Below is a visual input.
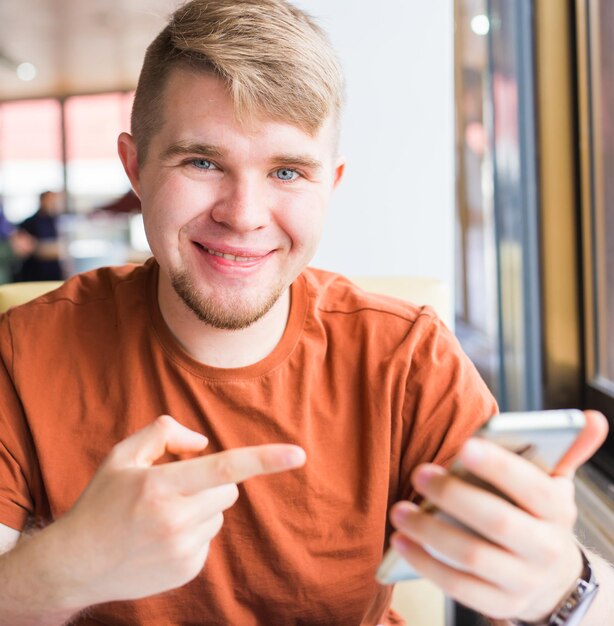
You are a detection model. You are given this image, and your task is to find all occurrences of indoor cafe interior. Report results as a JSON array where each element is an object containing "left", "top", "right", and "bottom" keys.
[{"left": 0, "top": 1, "right": 612, "bottom": 625}]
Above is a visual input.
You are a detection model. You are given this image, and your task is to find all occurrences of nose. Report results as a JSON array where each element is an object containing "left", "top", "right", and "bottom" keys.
[{"left": 210, "top": 176, "right": 271, "bottom": 233}]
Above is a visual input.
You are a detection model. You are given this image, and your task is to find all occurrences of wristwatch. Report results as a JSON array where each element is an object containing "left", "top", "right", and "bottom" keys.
[{"left": 512, "top": 549, "right": 599, "bottom": 626}]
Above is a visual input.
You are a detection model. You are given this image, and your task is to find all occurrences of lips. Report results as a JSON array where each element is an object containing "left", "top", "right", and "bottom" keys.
[{"left": 193, "top": 242, "right": 272, "bottom": 264}]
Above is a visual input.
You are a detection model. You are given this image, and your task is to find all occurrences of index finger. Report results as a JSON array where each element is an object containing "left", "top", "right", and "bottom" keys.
[
  {"left": 154, "top": 443, "right": 306, "bottom": 495},
  {"left": 456, "top": 438, "right": 565, "bottom": 520}
]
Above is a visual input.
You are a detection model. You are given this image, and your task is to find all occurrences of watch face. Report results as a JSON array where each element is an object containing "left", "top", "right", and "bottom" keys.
[
  {"left": 553, "top": 586, "right": 599, "bottom": 626},
  {"left": 551, "top": 572, "right": 599, "bottom": 626}
]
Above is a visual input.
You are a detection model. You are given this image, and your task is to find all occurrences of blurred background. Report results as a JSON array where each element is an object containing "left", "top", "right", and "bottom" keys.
[{"left": 0, "top": 0, "right": 174, "bottom": 281}]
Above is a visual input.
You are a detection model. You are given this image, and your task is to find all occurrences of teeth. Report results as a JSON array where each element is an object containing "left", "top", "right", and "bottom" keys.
[{"left": 204, "top": 247, "right": 259, "bottom": 262}]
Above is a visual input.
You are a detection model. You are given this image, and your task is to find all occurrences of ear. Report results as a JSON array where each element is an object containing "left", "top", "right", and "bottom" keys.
[
  {"left": 117, "top": 132, "right": 142, "bottom": 198},
  {"left": 332, "top": 156, "right": 346, "bottom": 190}
]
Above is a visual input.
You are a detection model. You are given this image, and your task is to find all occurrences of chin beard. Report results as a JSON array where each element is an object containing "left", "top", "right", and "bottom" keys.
[{"left": 170, "top": 269, "right": 285, "bottom": 330}]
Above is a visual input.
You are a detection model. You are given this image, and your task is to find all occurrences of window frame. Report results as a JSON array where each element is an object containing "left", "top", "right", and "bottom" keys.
[{"left": 575, "top": 0, "right": 614, "bottom": 477}]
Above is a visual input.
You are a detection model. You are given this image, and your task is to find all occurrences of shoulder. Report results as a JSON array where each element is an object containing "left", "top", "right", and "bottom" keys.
[
  {"left": 11, "top": 261, "right": 149, "bottom": 307},
  {"left": 1, "top": 261, "right": 154, "bottom": 339},
  {"left": 18, "top": 214, "right": 37, "bottom": 232},
  {"left": 298, "top": 267, "right": 495, "bottom": 416},
  {"left": 297, "top": 267, "right": 455, "bottom": 369}
]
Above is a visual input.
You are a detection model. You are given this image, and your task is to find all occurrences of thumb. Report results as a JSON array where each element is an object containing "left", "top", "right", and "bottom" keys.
[
  {"left": 553, "top": 410, "right": 609, "bottom": 478},
  {"left": 110, "top": 415, "right": 209, "bottom": 468}
]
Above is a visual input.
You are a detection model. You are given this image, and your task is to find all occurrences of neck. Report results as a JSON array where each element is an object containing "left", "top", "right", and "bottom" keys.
[{"left": 157, "top": 277, "right": 291, "bottom": 368}]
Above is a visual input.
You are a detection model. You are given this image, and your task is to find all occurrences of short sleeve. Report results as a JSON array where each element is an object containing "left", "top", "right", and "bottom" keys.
[
  {"left": 0, "top": 313, "right": 37, "bottom": 530},
  {"left": 398, "top": 310, "right": 498, "bottom": 502}
]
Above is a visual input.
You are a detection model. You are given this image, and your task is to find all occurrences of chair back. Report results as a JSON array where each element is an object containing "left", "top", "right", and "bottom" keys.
[
  {"left": 350, "top": 275, "right": 450, "bottom": 326},
  {"left": 0, "top": 281, "right": 63, "bottom": 313}
]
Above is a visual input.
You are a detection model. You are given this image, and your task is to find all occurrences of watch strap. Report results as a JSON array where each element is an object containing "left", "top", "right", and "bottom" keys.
[{"left": 511, "top": 548, "right": 599, "bottom": 626}]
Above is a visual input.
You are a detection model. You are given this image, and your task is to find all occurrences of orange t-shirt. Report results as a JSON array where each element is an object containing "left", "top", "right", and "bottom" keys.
[{"left": 0, "top": 260, "right": 496, "bottom": 625}]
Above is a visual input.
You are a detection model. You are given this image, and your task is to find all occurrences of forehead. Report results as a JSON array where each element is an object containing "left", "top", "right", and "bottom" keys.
[{"left": 153, "top": 68, "right": 337, "bottom": 157}]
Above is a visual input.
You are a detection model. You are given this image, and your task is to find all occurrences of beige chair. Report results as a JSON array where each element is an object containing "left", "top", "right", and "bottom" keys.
[
  {"left": 0, "top": 277, "right": 450, "bottom": 323},
  {"left": 351, "top": 275, "right": 451, "bottom": 327},
  {"left": 0, "top": 275, "right": 448, "bottom": 625},
  {"left": 0, "top": 281, "right": 63, "bottom": 313},
  {"left": 351, "top": 275, "right": 448, "bottom": 626}
]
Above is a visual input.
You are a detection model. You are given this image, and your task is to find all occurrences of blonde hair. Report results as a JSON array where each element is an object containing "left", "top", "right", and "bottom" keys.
[{"left": 131, "top": 0, "right": 345, "bottom": 164}]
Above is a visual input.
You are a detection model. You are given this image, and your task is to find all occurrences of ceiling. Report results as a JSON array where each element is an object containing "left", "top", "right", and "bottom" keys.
[{"left": 0, "top": 0, "right": 181, "bottom": 101}]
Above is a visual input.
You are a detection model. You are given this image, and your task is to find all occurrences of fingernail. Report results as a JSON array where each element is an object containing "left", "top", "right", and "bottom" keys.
[
  {"left": 462, "top": 438, "right": 486, "bottom": 463},
  {"left": 392, "top": 502, "right": 418, "bottom": 525},
  {"left": 415, "top": 465, "right": 444, "bottom": 489},
  {"left": 390, "top": 533, "right": 412, "bottom": 552},
  {"left": 286, "top": 446, "right": 306, "bottom": 467},
  {"left": 193, "top": 434, "right": 208, "bottom": 448}
]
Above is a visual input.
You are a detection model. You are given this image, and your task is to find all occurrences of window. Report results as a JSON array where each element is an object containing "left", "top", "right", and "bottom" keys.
[
  {"left": 0, "top": 99, "right": 63, "bottom": 223},
  {"left": 455, "top": 0, "right": 542, "bottom": 411},
  {"left": 577, "top": 0, "right": 614, "bottom": 478},
  {"left": 64, "top": 92, "right": 134, "bottom": 212},
  {"left": 0, "top": 92, "right": 134, "bottom": 219}
]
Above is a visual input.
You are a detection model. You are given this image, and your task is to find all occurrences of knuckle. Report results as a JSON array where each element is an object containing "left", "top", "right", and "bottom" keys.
[
  {"left": 489, "top": 510, "right": 513, "bottom": 537},
  {"left": 106, "top": 442, "right": 127, "bottom": 467},
  {"left": 223, "top": 483, "right": 240, "bottom": 506},
  {"left": 525, "top": 488, "right": 549, "bottom": 512},
  {"left": 160, "top": 514, "right": 184, "bottom": 538},
  {"left": 167, "top": 534, "right": 193, "bottom": 562},
  {"left": 138, "top": 471, "right": 166, "bottom": 503},
  {"left": 561, "top": 501, "right": 578, "bottom": 527},
  {"left": 429, "top": 476, "right": 454, "bottom": 505},
  {"left": 211, "top": 457, "right": 236, "bottom": 484},
  {"left": 402, "top": 512, "right": 424, "bottom": 537},
  {"left": 154, "top": 414, "right": 175, "bottom": 434},
  {"left": 540, "top": 534, "right": 562, "bottom": 565},
  {"left": 208, "top": 512, "right": 225, "bottom": 538},
  {"left": 462, "top": 545, "right": 485, "bottom": 571}
]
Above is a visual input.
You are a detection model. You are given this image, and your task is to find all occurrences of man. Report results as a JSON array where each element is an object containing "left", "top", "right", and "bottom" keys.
[
  {"left": 0, "top": 1, "right": 611, "bottom": 624},
  {"left": 12, "top": 190, "right": 65, "bottom": 281}
]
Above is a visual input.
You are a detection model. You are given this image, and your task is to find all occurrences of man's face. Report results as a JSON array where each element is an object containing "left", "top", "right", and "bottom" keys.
[
  {"left": 40, "top": 192, "right": 64, "bottom": 216},
  {"left": 120, "top": 69, "right": 344, "bottom": 330}
]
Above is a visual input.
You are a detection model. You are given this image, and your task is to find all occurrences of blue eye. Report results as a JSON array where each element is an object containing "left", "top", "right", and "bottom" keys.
[
  {"left": 275, "top": 168, "right": 298, "bottom": 181},
  {"left": 192, "top": 159, "right": 216, "bottom": 170}
]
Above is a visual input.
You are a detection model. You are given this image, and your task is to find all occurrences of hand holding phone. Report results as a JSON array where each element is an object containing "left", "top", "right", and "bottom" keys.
[{"left": 376, "top": 409, "right": 586, "bottom": 585}]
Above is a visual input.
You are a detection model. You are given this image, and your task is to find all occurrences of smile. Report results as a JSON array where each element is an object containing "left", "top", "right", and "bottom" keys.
[{"left": 195, "top": 243, "right": 265, "bottom": 263}]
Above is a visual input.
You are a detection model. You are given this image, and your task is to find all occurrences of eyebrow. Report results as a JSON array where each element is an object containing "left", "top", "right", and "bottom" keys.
[
  {"left": 160, "top": 142, "right": 224, "bottom": 161},
  {"left": 271, "top": 153, "right": 323, "bottom": 170}
]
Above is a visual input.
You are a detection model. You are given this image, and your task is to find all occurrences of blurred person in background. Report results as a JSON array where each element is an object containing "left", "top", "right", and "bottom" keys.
[
  {"left": 0, "top": 199, "right": 17, "bottom": 283},
  {"left": 11, "top": 190, "right": 64, "bottom": 281}
]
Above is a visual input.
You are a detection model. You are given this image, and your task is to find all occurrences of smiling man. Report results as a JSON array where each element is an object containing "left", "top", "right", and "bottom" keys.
[
  {"left": 120, "top": 65, "right": 344, "bottom": 366},
  {"left": 0, "top": 1, "right": 611, "bottom": 625}
]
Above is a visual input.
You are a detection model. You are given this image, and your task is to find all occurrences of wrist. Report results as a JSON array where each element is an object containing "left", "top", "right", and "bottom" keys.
[
  {"left": 511, "top": 548, "right": 599, "bottom": 626},
  {"left": 0, "top": 523, "right": 85, "bottom": 625},
  {"left": 15, "top": 519, "right": 92, "bottom": 613}
]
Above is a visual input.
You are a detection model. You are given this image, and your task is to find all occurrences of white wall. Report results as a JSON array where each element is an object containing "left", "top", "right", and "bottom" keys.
[{"left": 293, "top": 1, "right": 455, "bottom": 304}]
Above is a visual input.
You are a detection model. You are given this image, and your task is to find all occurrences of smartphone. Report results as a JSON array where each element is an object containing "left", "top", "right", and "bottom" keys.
[{"left": 375, "top": 409, "right": 585, "bottom": 585}]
